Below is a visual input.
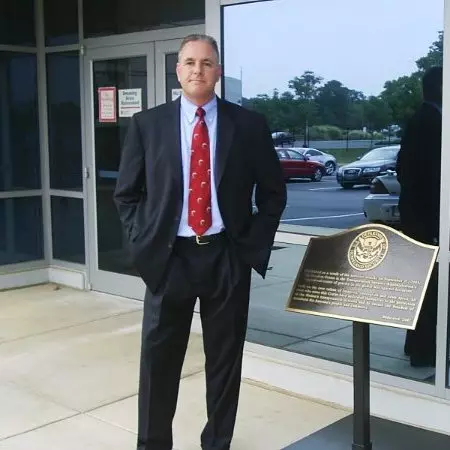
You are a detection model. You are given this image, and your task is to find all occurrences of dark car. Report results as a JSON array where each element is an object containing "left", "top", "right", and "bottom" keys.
[
  {"left": 276, "top": 148, "right": 325, "bottom": 182},
  {"left": 336, "top": 145, "right": 400, "bottom": 189},
  {"left": 272, "top": 131, "right": 295, "bottom": 147}
]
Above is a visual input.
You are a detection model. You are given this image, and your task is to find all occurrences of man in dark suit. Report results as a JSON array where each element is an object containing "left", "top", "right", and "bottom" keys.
[
  {"left": 114, "top": 34, "right": 286, "bottom": 450},
  {"left": 396, "top": 66, "right": 442, "bottom": 367}
]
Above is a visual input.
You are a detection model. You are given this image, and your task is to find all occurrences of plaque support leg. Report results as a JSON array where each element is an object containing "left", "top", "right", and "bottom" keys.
[{"left": 352, "top": 322, "right": 372, "bottom": 450}]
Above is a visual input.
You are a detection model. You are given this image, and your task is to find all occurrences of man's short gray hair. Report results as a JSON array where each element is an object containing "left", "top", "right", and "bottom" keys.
[{"left": 178, "top": 34, "right": 221, "bottom": 63}]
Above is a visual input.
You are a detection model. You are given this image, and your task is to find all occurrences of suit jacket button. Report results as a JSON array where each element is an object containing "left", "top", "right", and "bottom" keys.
[{"left": 168, "top": 243, "right": 173, "bottom": 249}]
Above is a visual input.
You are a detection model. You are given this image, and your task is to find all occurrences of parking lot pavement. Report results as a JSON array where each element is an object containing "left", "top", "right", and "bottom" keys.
[
  {"left": 293, "top": 139, "right": 374, "bottom": 150},
  {"left": 281, "top": 176, "right": 370, "bottom": 229}
]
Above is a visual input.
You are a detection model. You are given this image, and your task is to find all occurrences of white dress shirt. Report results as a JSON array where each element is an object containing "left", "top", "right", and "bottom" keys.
[{"left": 177, "top": 94, "right": 225, "bottom": 236}]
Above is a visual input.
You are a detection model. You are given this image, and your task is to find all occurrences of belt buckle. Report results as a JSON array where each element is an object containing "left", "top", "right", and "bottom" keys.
[{"left": 195, "top": 235, "right": 209, "bottom": 245}]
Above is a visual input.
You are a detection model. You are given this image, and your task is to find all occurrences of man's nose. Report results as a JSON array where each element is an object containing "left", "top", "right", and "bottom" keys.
[{"left": 193, "top": 63, "right": 202, "bottom": 73}]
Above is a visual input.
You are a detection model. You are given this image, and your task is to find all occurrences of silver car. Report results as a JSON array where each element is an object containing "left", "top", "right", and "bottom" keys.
[
  {"left": 363, "top": 171, "right": 400, "bottom": 226},
  {"left": 298, "top": 148, "right": 337, "bottom": 175}
]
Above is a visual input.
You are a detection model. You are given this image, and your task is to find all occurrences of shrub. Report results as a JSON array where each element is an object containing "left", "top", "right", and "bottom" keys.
[{"left": 308, "top": 125, "right": 343, "bottom": 140}]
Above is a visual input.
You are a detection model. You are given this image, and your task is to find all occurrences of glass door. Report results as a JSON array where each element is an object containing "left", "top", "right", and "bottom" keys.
[
  {"left": 155, "top": 39, "right": 183, "bottom": 104},
  {"left": 85, "top": 39, "right": 182, "bottom": 299},
  {"left": 84, "top": 43, "right": 154, "bottom": 299}
]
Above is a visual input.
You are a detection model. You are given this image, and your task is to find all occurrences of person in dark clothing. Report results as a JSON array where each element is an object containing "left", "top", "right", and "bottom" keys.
[
  {"left": 114, "top": 34, "right": 286, "bottom": 450},
  {"left": 396, "top": 66, "right": 442, "bottom": 367}
]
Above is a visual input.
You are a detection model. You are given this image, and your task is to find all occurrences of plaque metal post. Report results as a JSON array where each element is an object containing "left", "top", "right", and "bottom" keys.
[
  {"left": 352, "top": 321, "right": 372, "bottom": 450},
  {"left": 285, "top": 224, "right": 439, "bottom": 450}
]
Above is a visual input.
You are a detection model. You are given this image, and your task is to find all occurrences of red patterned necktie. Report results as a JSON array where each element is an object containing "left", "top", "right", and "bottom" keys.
[{"left": 188, "top": 107, "right": 212, "bottom": 236}]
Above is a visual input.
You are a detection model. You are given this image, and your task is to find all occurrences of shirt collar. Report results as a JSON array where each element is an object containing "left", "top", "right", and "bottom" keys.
[{"left": 180, "top": 94, "right": 217, "bottom": 124}]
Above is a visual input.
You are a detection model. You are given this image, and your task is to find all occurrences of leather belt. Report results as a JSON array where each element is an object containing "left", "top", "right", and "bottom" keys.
[{"left": 177, "top": 232, "right": 225, "bottom": 246}]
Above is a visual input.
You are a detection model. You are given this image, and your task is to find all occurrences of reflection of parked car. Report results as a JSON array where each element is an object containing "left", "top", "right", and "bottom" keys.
[
  {"left": 276, "top": 148, "right": 325, "bottom": 182},
  {"left": 272, "top": 131, "right": 295, "bottom": 146},
  {"left": 363, "top": 171, "right": 400, "bottom": 226},
  {"left": 297, "top": 148, "right": 337, "bottom": 175},
  {"left": 336, "top": 145, "right": 400, "bottom": 189}
]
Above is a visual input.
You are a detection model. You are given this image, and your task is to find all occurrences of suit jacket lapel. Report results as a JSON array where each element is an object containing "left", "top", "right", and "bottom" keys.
[
  {"left": 216, "top": 98, "right": 235, "bottom": 187},
  {"left": 165, "top": 97, "right": 183, "bottom": 195}
]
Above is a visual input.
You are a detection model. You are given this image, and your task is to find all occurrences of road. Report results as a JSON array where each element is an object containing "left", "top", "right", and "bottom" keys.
[
  {"left": 294, "top": 139, "right": 373, "bottom": 150},
  {"left": 292, "top": 139, "right": 397, "bottom": 150},
  {"left": 281, "top": 175, "right": 370, "bottom": 229}
]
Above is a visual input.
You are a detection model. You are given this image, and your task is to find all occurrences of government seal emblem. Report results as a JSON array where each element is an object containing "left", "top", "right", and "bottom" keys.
[{"left": 348, "top": 229, "right": 388, "bottom": 271}]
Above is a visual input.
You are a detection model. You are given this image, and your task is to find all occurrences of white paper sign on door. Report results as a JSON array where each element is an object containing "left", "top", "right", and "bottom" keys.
[
  {"left": 118, "top": 88, "right": 142, "bottom": 117},
  {"left": 98, "top": 87, "right": 117, "bottom": 123},
  {"left": 171, "top": 88, "right": 182, "bottom": 101}
]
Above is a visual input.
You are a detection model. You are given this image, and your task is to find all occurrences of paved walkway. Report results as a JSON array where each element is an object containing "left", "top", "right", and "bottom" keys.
[{"left": 0, "top": 284, "right": 349, "bottom": 449}]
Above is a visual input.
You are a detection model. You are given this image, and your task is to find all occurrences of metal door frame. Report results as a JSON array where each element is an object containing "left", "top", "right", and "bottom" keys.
[
  {"left": 82, "top": 24, "right": 204, "bottom": 300},
  {"left": 84, "top": 43, "right": 154, "bottom": 299},
  {"left": 154, "top": 38, "right": 184, "bottom": 105}
]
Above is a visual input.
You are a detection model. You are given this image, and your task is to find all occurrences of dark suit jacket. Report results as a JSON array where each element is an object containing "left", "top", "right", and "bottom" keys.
[
  {"left": 113, "top": 96, "right": 287, "bottom": 293},
  {"left": 396, "top": 102, "right": 442, "bottom": 243}
]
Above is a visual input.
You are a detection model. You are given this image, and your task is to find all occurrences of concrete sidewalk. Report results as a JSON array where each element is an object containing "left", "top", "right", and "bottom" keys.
[{"left": 0, "top": 284, "right": 348, "bottom": 449}]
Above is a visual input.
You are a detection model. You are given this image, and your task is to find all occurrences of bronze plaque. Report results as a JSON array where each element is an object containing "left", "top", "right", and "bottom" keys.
[{"left": 286, "top": 224, "right": 438, "bottom": 329}]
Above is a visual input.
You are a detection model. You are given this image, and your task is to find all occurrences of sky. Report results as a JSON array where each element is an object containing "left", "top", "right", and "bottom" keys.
[{"left": 223, "top": 0, "right": 444, "bottom": 98}]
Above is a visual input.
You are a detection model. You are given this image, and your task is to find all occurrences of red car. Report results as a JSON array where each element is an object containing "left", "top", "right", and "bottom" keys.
[{"left": 276, "top": 148, "right": 325, "bottom": 182}]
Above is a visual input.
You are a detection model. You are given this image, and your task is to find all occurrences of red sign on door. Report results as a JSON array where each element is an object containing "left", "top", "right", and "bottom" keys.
[{"left": 98, "top": 87, "right": 117, "bottom": 123}]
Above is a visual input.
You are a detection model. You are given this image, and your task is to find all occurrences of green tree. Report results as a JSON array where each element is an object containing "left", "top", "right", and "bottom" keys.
[
  {"left": 381, "top": 74, "right": 422, "bottom": 127},
  {"left": 245, "top": 90, "right": 315, "bottom": 134},
  {"left": 276, "top": 91, "right": 300, "bottom": 133},
  {"left": 363, "top": 96, "right": 393, "bottom": 131},
  {"left": 244, "top": 32, "right": 443, "bottom": 134},
  {"left": 347, "top": 89, "right": 366, "bottom": 129},
  {"left": 288, "top": 71, "right": 323, "bottom": 100},
  {"left": 378, "top": 31, "right": 443, "bottom": 127},
  {"left": 245, "top": 94, "right": 281, "bottom": 129},
  {"left": 416, "top": 31, "right": 443, "bottom": 72},
  {"left": 315, "top": 80, "right": 364, "bottom": 129}
]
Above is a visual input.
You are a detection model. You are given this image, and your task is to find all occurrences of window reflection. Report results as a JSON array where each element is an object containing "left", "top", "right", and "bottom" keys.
[
  {"left": 83, "top": 0, "right": 204, "bottom": 38},
  {"left": 224, "top": 0, "right": 445, "bottom": 383},
  {"left": 0, "top": 0, "right": 35, "bottom": 46},
  {"left": 223, "top": 0, "right": 443, "bottom": 232},
  {"left": 247, "top": 241, "right": 439, "bottom": 382},
  {"left": 44, "top": 0, "right": 78, "bottom": 46},
  {"left": 51, "top": 197, "right": 85, "bottom": 264},
  {"left": 0, "top": 197, "right": 43, "bottom": 265},
  {"left": 0, "top": 52, "right": 40, "bottom": 191},
  {"left": 396, "top": 67, "right": 443, "bottom": 370},
  {"left": 47, "top": 52, "right": 82, "bottom": 191},
  {"left": 93, "top": 57, "right": 147, "bottom": 276},
  {"left": 165, "top": 53, "right": 181, "bottom": 103}
]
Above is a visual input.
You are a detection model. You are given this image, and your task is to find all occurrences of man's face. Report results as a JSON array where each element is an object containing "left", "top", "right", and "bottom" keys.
[{"left": 176, "top": 40, "right": 222, "bottom": 105}]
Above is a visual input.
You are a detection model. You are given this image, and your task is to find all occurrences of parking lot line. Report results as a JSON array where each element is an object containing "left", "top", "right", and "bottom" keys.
[
  {"left": 308, "top": 187, "right": 340, "bottom": 191},
  {"left": 281, "top": 213, "right": 364, "bottom": 222}
]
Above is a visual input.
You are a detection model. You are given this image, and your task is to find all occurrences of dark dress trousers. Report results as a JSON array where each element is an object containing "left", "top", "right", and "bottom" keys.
[{"left": 114, "top": 96, "right": 287, "bottom": 450}]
